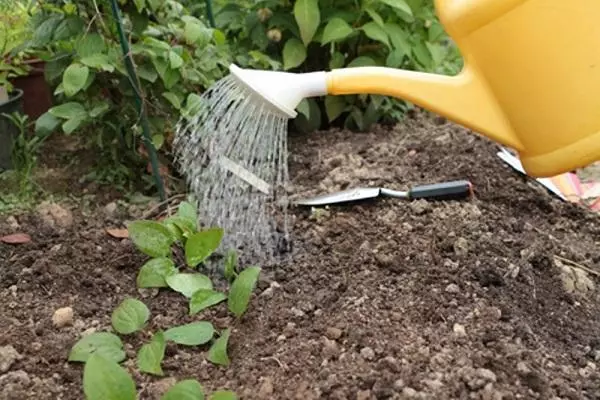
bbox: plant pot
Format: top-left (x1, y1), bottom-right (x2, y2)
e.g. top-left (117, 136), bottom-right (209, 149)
top-left (0, 89), bottom-right (24, 170)
top-left (10, 59), bottom-right (53, 120)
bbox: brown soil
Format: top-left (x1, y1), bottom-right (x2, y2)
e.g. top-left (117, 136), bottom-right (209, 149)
top-left (2, 112), bottom-right (600, 400)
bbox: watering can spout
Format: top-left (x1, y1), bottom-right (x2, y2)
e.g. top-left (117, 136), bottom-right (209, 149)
top-left (326, 67), bottom-right (523, 151)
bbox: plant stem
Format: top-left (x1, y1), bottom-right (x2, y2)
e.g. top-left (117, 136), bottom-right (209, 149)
top-left (205, 0), bottom-right (215, 27)
top-left (108, 0), bottom-right (167, 203)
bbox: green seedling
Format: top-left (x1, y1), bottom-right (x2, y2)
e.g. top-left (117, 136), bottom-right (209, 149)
top-left (69, 200), bottom-right (261, 399)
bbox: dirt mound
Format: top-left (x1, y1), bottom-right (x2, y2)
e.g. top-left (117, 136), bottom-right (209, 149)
top-left (1, 112), bottom-right (600, 399)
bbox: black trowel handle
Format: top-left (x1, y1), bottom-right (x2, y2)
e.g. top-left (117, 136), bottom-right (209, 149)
top-left (408, 180), bottom-right (473, 201)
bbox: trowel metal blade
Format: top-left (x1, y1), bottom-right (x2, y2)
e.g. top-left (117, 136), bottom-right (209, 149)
top-left (294, 187), bottom-right (382, 206)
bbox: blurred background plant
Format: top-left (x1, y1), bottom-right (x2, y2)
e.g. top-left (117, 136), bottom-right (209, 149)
top-left (0, 0), bottom-right (463, 199)
top-left (206, 0), bottom-right (463, 132)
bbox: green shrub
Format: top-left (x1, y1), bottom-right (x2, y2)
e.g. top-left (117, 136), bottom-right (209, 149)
top-left (25, 0), bottom-right (233, 186)
top-left (212, 0), bottom-right (463, 132)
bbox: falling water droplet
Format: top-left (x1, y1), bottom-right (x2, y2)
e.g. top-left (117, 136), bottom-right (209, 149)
top-left (173, 75), bottom-right (291, 262)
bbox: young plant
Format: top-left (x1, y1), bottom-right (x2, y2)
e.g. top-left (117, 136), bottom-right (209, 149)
top-left (67, 200), bottom-right (261, 399)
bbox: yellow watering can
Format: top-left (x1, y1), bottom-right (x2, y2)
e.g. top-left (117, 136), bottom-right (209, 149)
top-left (229, 0), bottom-right (600, 178)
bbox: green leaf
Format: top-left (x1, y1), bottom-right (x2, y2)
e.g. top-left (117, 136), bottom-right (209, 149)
top-left (347, 56), bottom-right (377, 68)
top-left (137, 331), bottom-right (166, 376)
top-left (83, 354), bottom-right (137, 400)
top-left (89, 103), bottom-right (110, 118)
top-left (386, 48), bottom-right (406, 67)
top-left (163, 68), bottom-right (180, 89)
top-left (321, 18), bottom-right (353, 45)
top-left (111, 298), bottom-right (150, 335)
top-left (80, 54), bottom-right (115, 72)
top-left (185, 228), bottom-right (223, 267)
top-left (127, 220), bottom-right (174, 258)
top-left (162, 92), bottom-right (181, 110)
top-left (164, 322), bottom-right (214, 346)
top-left (223, 250), bottom-right (237, 282)
top-left (62, 63), bottom-right (89, 97)
top-left (227, 266), bottom-right (261, 318)
top-left (207, 328), bottom-right (231, 366)
top-left (176, 202), bottom-right (197, 230)
top-left (62, 117), bottom-right (86, 134)
top-left (133, 0), bottom-right (146, 12)
top-left (282, 38), bottom-right (306, 71)
top-left (68, 332), bottom-right (126, 363)
top-left (378, 0), bottom-right (414, 20)
top-left (49, 102), bottom-right (86, 120)
top-left (384, 23), bottom-right (411, 54)
top-left (296, 99), bottom-right (310, 120)
top-left (189, 290), bottom-right (227, 315)
top-left (412, 40), bottom-right (433, 68)
top-left (162, 380), bottom-right (205, 400)
top-left (426, 42), bottom-right (446, 66)
top-left (294, 0), bottom-right (320, 46)
top-left (209, 392), bottom-right (237, 400)
top-left (184, 21), bottom-right (208, 46)
top-left (137, 63), bottom-right (158, 83)
top-left (35, 112), bottom-right (60, 135)
top-left (76, 33), bottom-right (105, 58)
top-left (365, 8), bottom-right (385, 27)
top-left (329, 52), bottom-right (346, 69)
top-left (166, 273), bottom-right (213, 298)
top-left (169, 51), bottom-right (184, 69)
top-left (152, 134), bottom-right (165, 150)
top-left (163, 216), bottom-right (194, 240)
top-left (325, 96), bottom-right (346, 122)
top-left (137, 257), bottom-right (178, 288)
top-left (53, 16), bottom-right (85, 41)
top-left (361, 22), bottom-right (390, 48)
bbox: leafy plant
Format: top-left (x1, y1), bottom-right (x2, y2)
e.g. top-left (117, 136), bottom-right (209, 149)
top-left (0, 112), bottom-right (51, 204)
top-left (23, 0), bottom-right (233, 188)
top-left (68, 200), bottom-right (259, 399)
top-left (0, 0), bottom-right (37, 92)
top-left (212, 0), bottom-right (463, 132)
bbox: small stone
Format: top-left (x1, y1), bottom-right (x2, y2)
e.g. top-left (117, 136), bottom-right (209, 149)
top-left (322, 338), bottom-right (340, 360)
top-left (104, 202), bottom-right (118, 216)
top-left (360, 347), bottom-right (375, 361)
top-left (291, 307), bottom-right (305, 318)
top-left (379, 356), bottom-right (399, 372)
top-left (258, 377), bottom-right (274, 398)
top-left (375, 254), bottom-right (394, 267)
top-left (276, 335), bottom-right (286, 342)
top-left (477, 368), bottom-right (497, 382)
top-left (326, 327), bottom-right (343, 340)
top-left (147, 377), bottom-right (177, 399)
top-left (402, 387), bottom-right (418, 397)
top-left (517, 362), bottom-right (531, 374)
top-left (283, 322), bottom-right (296, 337)
top-left (356, 390), bottom-right (371, 400)
top-left (393, 379), bottom-right (405, 391)
top-left (52, 307), bottom-right (74, 328)
top-left (0, 345), bottom-right (22, 373)
top-left (36, 201), bottom-right (73, 229)
top-left (391, 312), bottom-right (403, 321)
top-left (453, 323), bottom-right (467, 337)
top-left (445, 283), bottom-right (460, 294)
top-left (6, 216), bottom-right (19, 229)
top-left (423, 379), bottom-right (444, 391)
top-left (410, 199), bottom-right (431, 215)
top-left (453, 237), bottom-right (469, 256)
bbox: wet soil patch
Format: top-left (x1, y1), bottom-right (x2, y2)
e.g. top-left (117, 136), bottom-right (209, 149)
top-left (2, 112), bottom-right (600, 399)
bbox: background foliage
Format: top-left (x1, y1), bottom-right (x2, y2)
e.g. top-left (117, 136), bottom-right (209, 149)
top-left (1, 0), bottom-right (463, 191)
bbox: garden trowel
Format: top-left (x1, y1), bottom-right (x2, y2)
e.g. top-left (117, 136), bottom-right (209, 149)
top-left (294, 180), bottom-right (473, 206)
